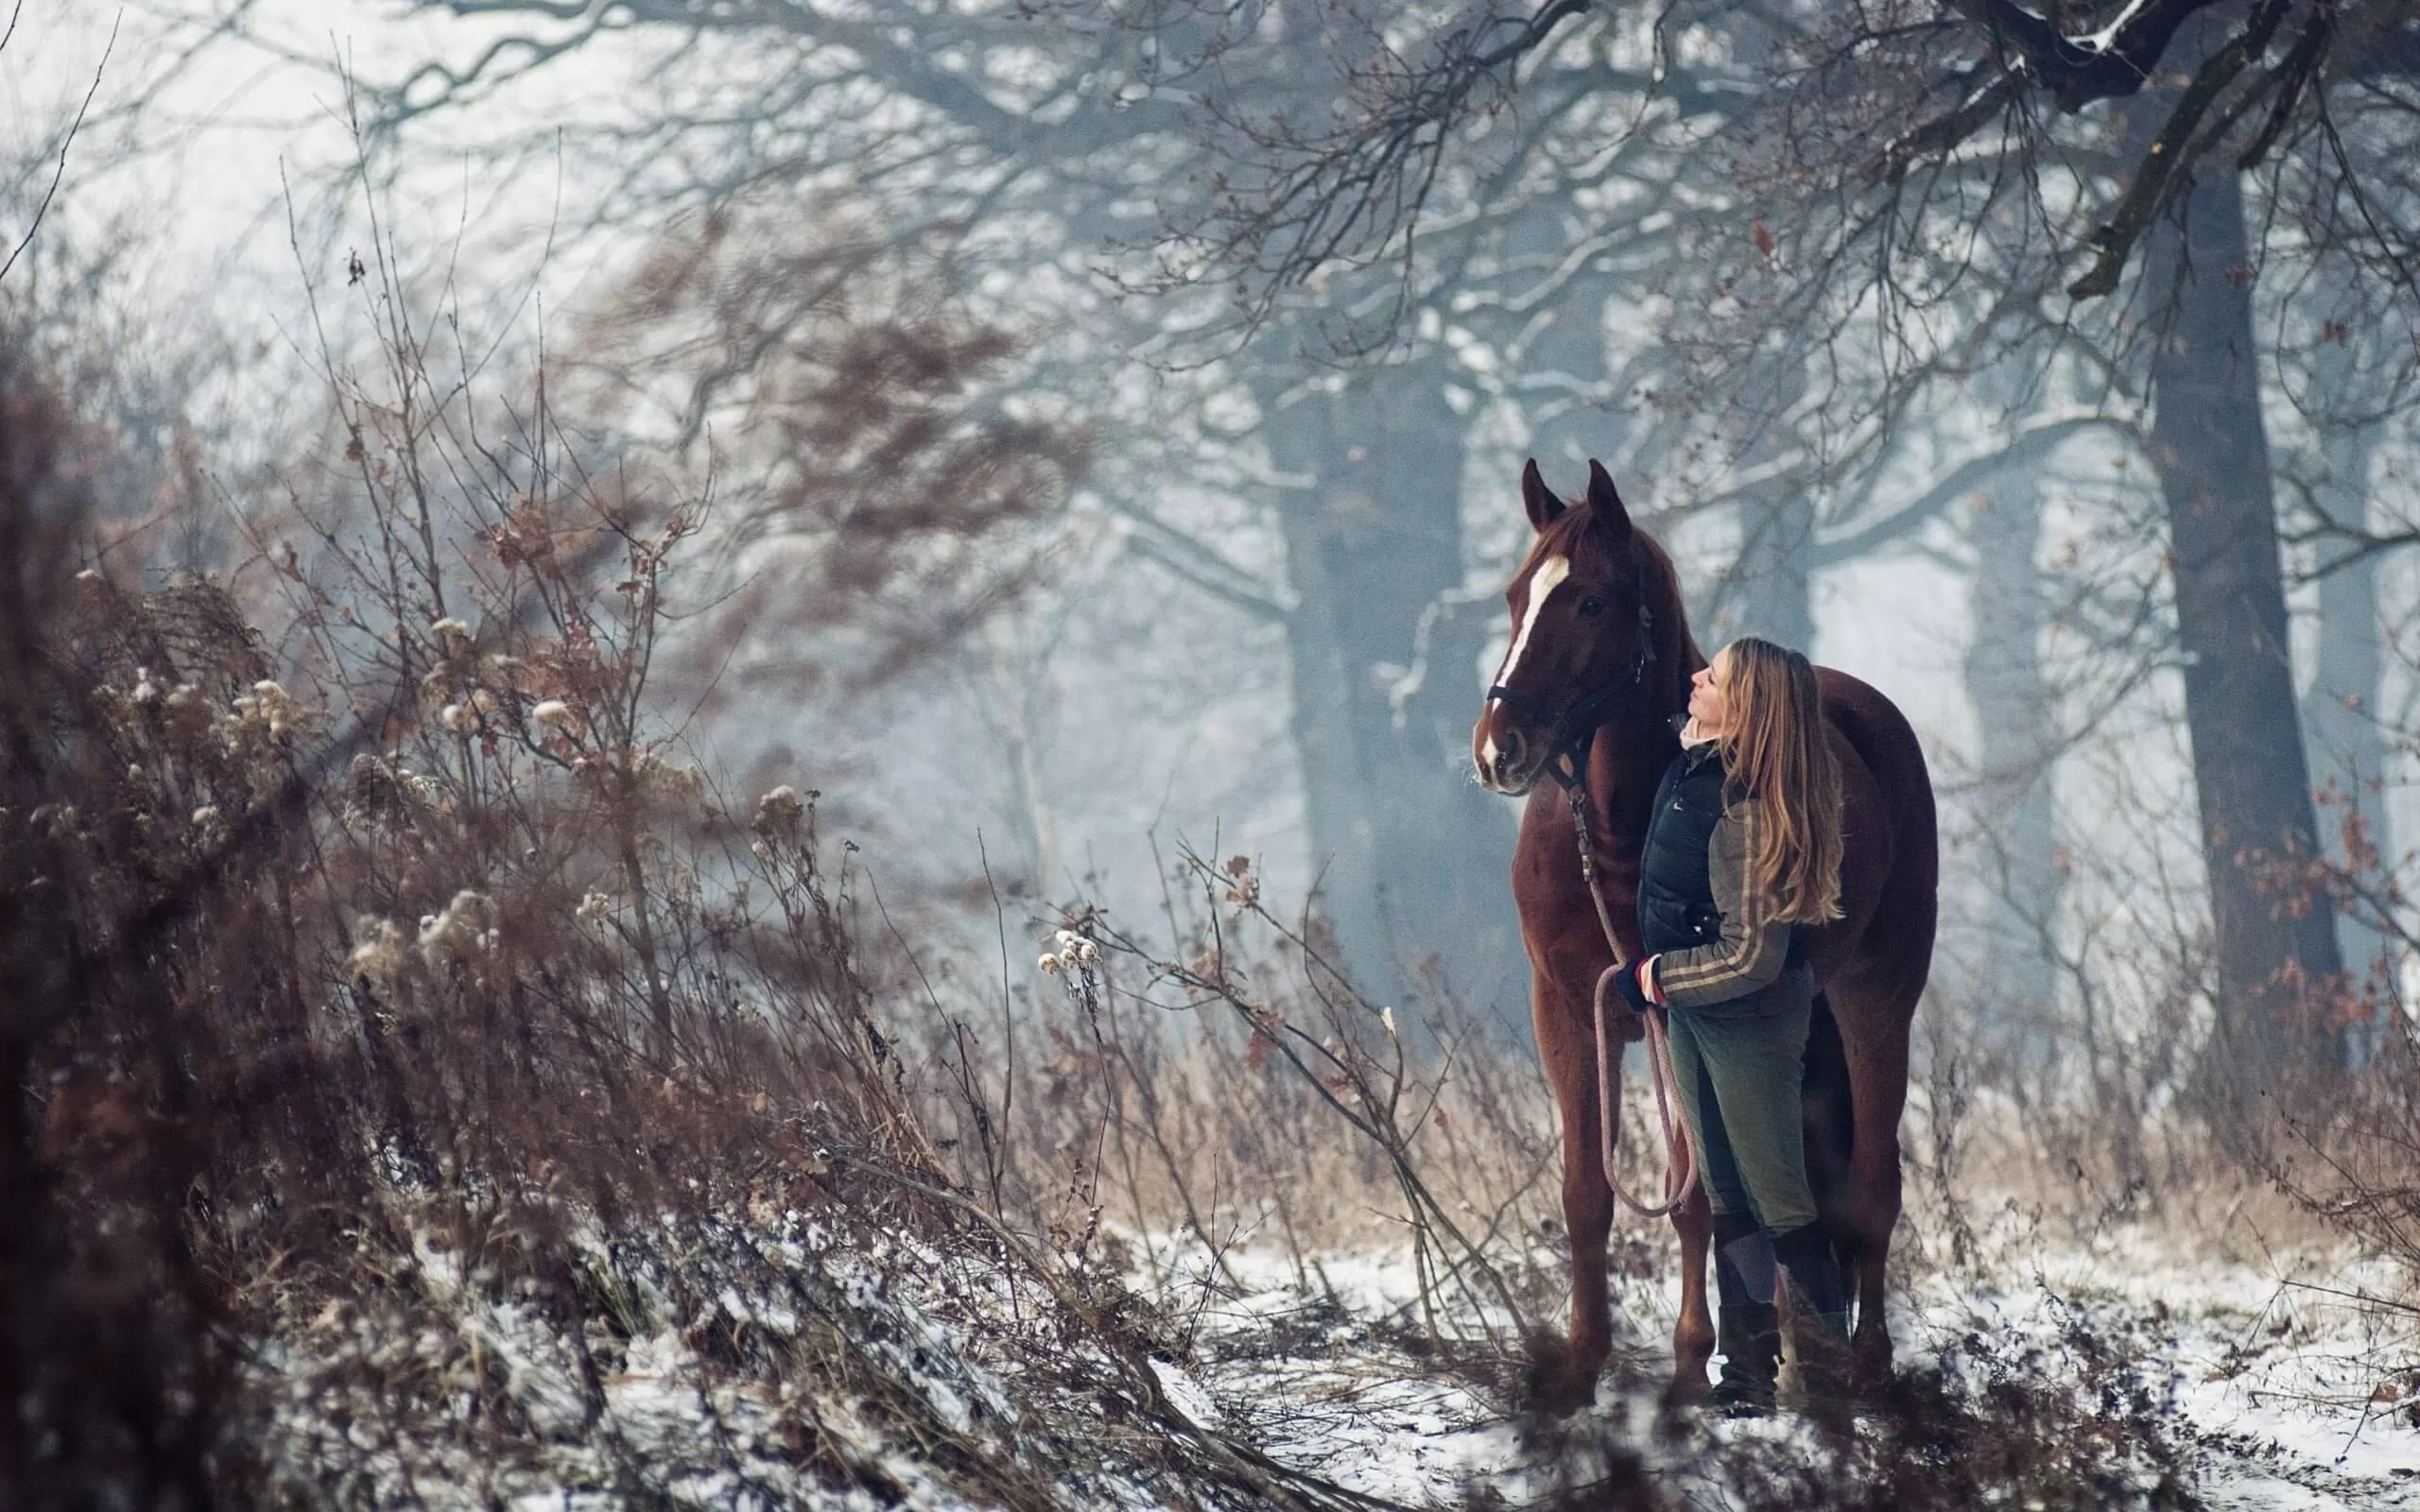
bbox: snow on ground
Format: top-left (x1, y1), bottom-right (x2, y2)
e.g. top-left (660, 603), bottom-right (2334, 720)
top-left (252, 1207), bottom-right (1170, 1510)
top-left (1146, 1209), bottom-right (2420, 1510)
top-left (245, 1190), bottom-right (2417, 1508)
top-left (1951, 1220), bottom-right (2420, 1510)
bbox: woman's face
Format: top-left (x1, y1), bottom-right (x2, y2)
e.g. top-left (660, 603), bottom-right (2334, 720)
top-left (1687, 646), bottom-right (1733, 738)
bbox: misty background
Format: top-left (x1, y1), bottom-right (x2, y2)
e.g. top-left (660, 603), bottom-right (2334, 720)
top-left (7, 5), bottom-right (2420, 1504)
top-left (6, 0), bottom-right (2413, 1074)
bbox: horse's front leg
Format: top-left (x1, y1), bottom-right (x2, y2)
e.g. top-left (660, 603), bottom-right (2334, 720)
top-left (1668, 1181), bottom-right (1715, 1403)
top-left (1530, 975), bottom-right (1614, 1414)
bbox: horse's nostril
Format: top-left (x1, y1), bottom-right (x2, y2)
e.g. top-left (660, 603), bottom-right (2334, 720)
top-left (1497, 728), bottom-right (1527, 779)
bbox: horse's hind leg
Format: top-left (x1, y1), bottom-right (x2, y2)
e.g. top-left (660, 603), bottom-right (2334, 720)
top-left (1801, 995), bottom-right (1858, 1230)
top-left (1828, 983), bottom-right (1914, 1391)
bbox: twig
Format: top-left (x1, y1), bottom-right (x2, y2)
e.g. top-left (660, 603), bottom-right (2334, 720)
top-left (0, 11), bottom-right (117, 287)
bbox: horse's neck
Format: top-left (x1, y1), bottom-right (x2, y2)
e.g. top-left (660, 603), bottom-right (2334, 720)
top-left (1584, 548), bottom-right (1696, 854)
top-left (1587, 719), bottom-right (1681, 852)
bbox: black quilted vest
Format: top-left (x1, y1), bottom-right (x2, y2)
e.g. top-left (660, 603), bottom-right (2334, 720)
top-left (1637, 739), bottom-right (1811, 967)
top-left (1638, 741), bottom-right (1730, 955)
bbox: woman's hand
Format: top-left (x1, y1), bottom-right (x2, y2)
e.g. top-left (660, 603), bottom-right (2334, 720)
top-left (1613, 955), bottom-right (1661, 1013)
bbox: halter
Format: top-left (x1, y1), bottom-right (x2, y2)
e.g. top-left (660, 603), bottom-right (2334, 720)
top-left (1485, 555), bottom-right (1656, 789)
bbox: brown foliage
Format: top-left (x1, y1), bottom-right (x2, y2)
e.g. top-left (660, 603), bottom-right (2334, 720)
top-left (579, 196), bottom-right (1093, 692)
top-left (0, 232), bottom-right (1391, 1503)
top-left (0, 236), bottom-right (1098, 1499)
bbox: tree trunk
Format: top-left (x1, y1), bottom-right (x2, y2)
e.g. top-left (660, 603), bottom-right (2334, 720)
top-left (2143, 170), bottom-right (2344, 1092)
top-left (1264, 360), bottom-right (1530, 1034)
top-left (2301, 419), bottom-right (2389, 1057)
top-left (1719, 488), bottom-right (1816, 651)
top-left (1265, 387), bottom-right (1395, 1008)
top-left (1706, 358), bottom-right (1815, 650)
top-left (1962, 456), bottom-right (2063, 1066)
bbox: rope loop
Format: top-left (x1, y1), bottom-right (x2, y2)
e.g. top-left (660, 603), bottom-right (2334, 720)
top-left (1596, 963), bottom-right (1696, 1218)
top-left (1568, 776), bottom-right (1698, 1218)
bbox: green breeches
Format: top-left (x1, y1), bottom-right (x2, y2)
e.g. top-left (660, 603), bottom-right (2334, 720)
top-left (1664, 967), bottom-right (1818, 1235)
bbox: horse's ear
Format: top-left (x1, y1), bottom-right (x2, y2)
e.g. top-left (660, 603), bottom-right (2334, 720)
top-left (1585, 460), bottom-right (1634, 539)
top-left (1521, 458), bottom-right (1566, 532)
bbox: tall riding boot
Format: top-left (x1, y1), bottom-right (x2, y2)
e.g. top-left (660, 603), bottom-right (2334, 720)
top-left (1708, 1211), bottom-right (1779, 1416)
top-left (1772, 1223), bottom-right (1853, 1412)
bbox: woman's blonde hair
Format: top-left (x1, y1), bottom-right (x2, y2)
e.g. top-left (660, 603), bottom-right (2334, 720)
top-left (1716, 637), bottom-right (1843, 925)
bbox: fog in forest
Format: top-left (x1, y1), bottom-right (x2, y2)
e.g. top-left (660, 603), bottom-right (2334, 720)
top-left (3, 3), bottom-right (2416, 1505)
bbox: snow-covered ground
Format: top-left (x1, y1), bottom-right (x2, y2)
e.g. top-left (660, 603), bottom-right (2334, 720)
top-left (251, 1208), bottom-right (1179, 1510)
top-left (1153, 1213), bottom-right (2420, 1510)
top-left (247, 1187), bottom-right (2418, 1509)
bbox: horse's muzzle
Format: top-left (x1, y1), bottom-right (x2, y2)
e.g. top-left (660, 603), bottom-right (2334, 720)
top-left (1474, 716), bottom-right (1541, 795)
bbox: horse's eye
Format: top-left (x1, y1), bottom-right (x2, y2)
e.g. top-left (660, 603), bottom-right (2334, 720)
top-left (1577, 595), bottom-right (1605, 618)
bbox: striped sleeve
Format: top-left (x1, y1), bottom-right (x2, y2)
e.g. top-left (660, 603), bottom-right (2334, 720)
top-left (1647, 800), bottom-right (1793, 1009)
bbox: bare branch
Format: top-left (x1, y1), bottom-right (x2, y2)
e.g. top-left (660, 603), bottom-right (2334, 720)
top-left (1872, 70), bottom-right (2025, 188)
top-left (1813, 414), bottom-right (2131, 566)
top-left (1946, 0), bottom-right (2227, 112)
top-left (2066, 0), bottom-right (2295, 299)
top-left (1103, 503), bottom-right (1292, 624)
top-left (2236, 0), bottom-right (2336, 172)
top-left (0, 12), bottom-right (116, 287)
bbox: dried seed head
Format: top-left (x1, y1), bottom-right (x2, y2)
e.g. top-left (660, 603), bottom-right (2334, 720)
top-left (753, 784), bottom-right (806, 838)
top-left (232, 679), bottom-right (317, 740)
top-left (347, 919), bottom-right (409, 988)
top-left (161, 684), bottom-right (212, 748)
top-left (343, 754), bottom-right (418, 829)
top-left (632, 748), bottom-right (703, 800)
top-left (418, 890), bottom-right (499, 971)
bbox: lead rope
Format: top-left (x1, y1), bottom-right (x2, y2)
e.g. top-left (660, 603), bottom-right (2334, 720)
top-left (1568, 782), bottom-right (1698, 1219)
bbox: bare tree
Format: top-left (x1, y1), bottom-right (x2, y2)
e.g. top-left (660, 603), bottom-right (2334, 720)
top-left (1958, 399), bottom-right (2066, 1064)
top-left (1170, 0), bottom-right (2420, 1089)
top-left (1166, 1), bottom-right (2414, 321)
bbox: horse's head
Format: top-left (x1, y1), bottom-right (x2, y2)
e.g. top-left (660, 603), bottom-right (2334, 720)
top-left (1473, 458), bottom-right (1688, 795)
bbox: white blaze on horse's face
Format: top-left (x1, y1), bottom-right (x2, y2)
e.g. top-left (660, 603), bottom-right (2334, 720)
top-left (1478, 552), bottom-right (1569, 791)
top-left (1495, 553), bottom-right (1569, 694)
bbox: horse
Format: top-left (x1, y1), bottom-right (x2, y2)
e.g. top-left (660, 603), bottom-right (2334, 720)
top-left (1471, 458), bottom-right (1937, 1412)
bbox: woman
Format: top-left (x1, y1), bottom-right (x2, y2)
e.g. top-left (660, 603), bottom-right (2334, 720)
top-left (1611, 636), bottom-right (1846, 1416)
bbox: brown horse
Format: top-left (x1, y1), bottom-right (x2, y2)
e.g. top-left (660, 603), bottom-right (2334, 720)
top-left (1472, 458), bottom-right (1937, 1412)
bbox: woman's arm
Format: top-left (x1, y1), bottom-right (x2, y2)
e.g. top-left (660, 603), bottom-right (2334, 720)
top-left (1647, 802), bottom-right (1793, 1009)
